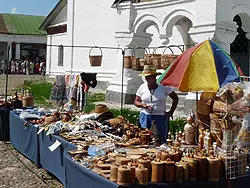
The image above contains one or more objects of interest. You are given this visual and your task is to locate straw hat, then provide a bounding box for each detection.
[91,104,109,114]
[91,104,114,122]
[139,65,161,77]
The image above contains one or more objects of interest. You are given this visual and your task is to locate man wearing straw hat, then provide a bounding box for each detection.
[134,65,179,143]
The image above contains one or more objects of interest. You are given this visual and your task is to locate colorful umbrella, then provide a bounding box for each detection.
[157,40,244,92]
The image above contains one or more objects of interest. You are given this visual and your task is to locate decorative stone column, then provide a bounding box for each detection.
[106,31,152,104]
[15,43,20,60]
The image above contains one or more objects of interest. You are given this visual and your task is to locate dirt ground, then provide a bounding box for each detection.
[0,75,63,188]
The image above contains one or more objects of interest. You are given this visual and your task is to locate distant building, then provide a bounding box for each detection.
[0,13,47,61]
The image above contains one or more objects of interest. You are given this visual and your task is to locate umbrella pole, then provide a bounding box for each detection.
[196,92,199,145]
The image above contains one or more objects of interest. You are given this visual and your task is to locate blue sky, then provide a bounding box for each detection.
[0,0,59,16]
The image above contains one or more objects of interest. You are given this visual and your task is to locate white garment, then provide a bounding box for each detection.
[136,83,174,115]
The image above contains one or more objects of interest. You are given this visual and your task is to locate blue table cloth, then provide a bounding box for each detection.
[64,153,118,188]
[64,151,250,188]
[0,108,10,141]
[9,111,40,166]
[39,132,76,185]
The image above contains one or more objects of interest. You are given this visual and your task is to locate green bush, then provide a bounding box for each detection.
[110,108,140,125]
[169,117,186,135]
[86,93,105,102]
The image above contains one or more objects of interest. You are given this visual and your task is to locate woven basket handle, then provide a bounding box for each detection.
[89,46,103,56]
[153,46,167,55]
[131,47,149,57]
[162,46,174,55]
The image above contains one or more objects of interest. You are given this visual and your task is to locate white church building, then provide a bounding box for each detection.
[40,0,250,104]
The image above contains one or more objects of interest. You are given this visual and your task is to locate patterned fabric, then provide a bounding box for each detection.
[50,75,67,107]
[50,73,92,111]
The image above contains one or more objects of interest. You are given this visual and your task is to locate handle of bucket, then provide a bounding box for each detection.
[89,46,103,56]
[131,47,148,57]
[162,46,174,55]
[153,46,167,55]
[168,45,184,53]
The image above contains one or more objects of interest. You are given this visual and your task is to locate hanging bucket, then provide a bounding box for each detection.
[144,48,153,65]
[161,46,182,70]
[124,56,132,69]
[151,47,164,69]
[89,47,103,66]
[130,47,148,71]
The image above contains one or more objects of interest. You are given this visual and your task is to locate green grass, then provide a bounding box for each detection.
[19,80,53,107]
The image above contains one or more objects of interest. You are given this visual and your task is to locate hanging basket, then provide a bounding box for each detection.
[124,56,132,69]
[161,46,180,70]
[89,47,103,67]
[132,56,143,71]
[139,58,147,67]
[130,47,148,71]
[151,47,164,69]
[144,48,153,65]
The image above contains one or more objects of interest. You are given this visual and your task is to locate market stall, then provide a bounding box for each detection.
[5,41,250,188]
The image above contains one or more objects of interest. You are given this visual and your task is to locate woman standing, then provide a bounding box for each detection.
[134,65,179,144]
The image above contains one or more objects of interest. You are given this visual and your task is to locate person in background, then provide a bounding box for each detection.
[134,65,179,144]
[35,62,40,74]
[11,59,15,74]
[26,60,30,75]
[40,60,46,76]
[30,60,34,75]
[22,60,26,74]
[0,59,5,74]
[16,60,20,75]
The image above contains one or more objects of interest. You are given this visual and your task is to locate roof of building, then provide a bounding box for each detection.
[111,0,133,8]
[0,13,46,35]
[39,0,67,30]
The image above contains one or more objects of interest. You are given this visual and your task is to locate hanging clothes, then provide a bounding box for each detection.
[50,75,67,107]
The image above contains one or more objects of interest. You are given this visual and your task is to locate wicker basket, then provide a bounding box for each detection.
[132,57,143,71]
[144,54,153,65]
[89,47,103,66]
[161,54,178,70]
[151,54,162,69]
[139,58,147,67]
[124,56,132,69]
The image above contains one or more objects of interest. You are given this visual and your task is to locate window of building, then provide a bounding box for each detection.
[58,45,64,66]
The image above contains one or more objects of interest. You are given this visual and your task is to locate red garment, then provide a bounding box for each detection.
[35,63,40,74]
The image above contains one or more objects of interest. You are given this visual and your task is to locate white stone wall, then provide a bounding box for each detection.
[68,0,118,81]
[46,33,71,75]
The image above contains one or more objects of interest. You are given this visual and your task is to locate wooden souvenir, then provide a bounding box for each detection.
[194,155,208,181]
[207,155,220,182]
[164,158,175,182]
[138,157,152,181]
[135,166,148,185]
[151,160,164,183]
[117,166,132,186]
